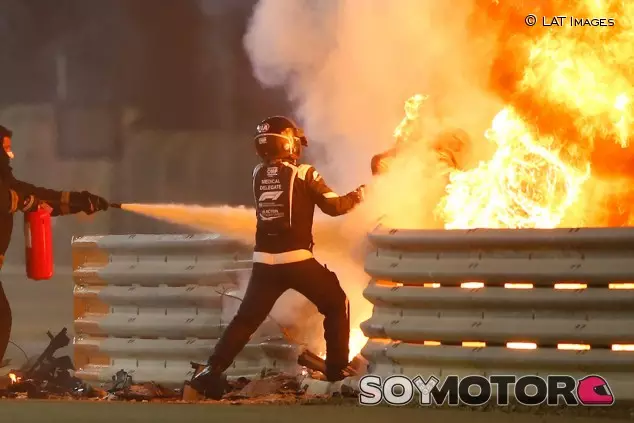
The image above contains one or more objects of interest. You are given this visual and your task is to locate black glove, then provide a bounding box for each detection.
[70,191,109,215]
[350,185,366,203]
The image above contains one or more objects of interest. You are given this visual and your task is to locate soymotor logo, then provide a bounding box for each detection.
[359,374,615,407]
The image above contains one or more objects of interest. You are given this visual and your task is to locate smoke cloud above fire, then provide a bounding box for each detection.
[245,0,634,229]
[244,0,503,190]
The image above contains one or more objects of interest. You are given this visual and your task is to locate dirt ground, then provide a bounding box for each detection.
[1,400,633,423]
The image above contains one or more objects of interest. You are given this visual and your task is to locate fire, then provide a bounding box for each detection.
[440,107,591,229]
[507,342,537,350]
[347,1,634,363]
[374,0,634,232]
[318,328,367,362]
[558,343,591,351]
[348,327,367,361]
[393,94,428,141]
[8,372,20,384]
[554,283,587,290]
[461,282,484,289]
[613,344,634,351]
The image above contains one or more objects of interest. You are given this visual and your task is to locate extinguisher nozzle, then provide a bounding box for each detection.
[109,203,122,209]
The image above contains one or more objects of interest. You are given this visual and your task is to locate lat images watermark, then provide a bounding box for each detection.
[524,14,615,27]
[359,374,615,407]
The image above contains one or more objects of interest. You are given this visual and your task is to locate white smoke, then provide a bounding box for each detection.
[243,0,504,350]
[244,0,502,190]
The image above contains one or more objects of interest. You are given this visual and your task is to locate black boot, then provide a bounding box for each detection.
[325,363,350,382]
[189,365,228,400]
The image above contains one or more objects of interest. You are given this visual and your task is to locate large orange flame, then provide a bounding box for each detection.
[376,0,634,231]
[352,0,634,360]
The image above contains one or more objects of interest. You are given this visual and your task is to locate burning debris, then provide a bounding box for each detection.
[1,328,94,399]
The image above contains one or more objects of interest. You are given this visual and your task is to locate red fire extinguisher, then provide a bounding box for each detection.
[24,205,54,280]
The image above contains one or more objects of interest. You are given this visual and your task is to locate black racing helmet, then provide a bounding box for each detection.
[254,116,308,162]
[0,125,12,139]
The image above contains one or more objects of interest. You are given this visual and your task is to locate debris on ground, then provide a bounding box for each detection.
[183,351,363,403]
[225,373,303,400]
[0,328,95,399]
[105,369,134,393]
[95,369,181,401]
[1,338,363,404]
[104,381,181,401]
[297,349,362,379]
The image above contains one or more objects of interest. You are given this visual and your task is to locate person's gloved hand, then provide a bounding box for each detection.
[71,191,109,215]
[351,185,366,203]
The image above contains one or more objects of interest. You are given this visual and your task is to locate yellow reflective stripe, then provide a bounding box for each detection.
[253,249,313,265]
[297,164,311,180]
[21,195,35,212]
[9,190,18,213]
[323,192,339,199]
[60,191,70,215]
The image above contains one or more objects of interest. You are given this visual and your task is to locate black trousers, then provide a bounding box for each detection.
[0,281,11,363]
[209,258,350,380]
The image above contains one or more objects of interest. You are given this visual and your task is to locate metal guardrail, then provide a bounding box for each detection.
[72,234,303,388]
[360,226,634,399]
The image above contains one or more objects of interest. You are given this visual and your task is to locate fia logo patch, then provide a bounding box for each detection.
[259,191,283,201]
[266,167,278,177]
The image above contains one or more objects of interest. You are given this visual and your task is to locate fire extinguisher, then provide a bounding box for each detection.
[24,205,54,280]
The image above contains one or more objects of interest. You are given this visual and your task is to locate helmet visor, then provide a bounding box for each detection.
[255,133,295,159]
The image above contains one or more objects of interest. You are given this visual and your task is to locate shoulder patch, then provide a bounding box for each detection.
[312,170,322,182]
[281,161,297,170]
[297,164,312,180]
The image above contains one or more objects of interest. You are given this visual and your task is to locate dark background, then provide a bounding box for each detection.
[0,0,289,130]
[0,0,300,265]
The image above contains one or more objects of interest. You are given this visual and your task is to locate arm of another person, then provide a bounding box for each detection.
[304,165,364,217]
[0,178,40,213]
[8,175,109,216]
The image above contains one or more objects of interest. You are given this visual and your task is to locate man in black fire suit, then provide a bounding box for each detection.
[191,116,365,399]
[0,125,110,367]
